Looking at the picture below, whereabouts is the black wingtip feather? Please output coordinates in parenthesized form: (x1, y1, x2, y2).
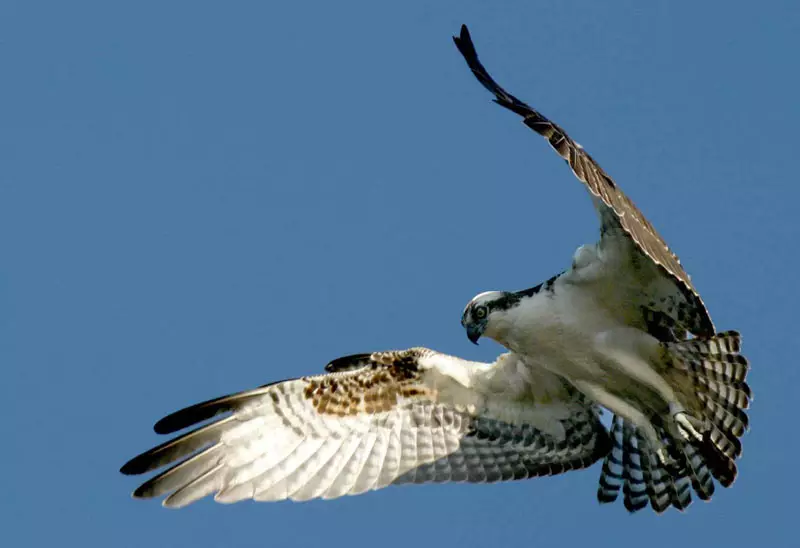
(153, 398, 232, 435)
(120, 418, 232, 476)
(152, 382, 283, 435)
(325, 353, 374, 373)
(453, 24, 474, 56)
(453, 24, 535, 121)
(120, 458, 143, 476)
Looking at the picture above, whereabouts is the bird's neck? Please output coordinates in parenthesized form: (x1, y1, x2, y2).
(486, 291, 552, 351)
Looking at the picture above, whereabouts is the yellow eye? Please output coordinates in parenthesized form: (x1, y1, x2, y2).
(475, 306, 488, 319)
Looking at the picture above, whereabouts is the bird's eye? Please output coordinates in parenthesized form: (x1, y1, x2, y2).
(474, 306, 488, 319)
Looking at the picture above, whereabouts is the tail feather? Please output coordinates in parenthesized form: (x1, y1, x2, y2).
(598, 330, 751, 513)
(598, 417, 691, 513)
(621, 421, 649, 512)
(635, 430, 683, 513)
(698, 393, 749, 438)
(681, 442, 715, 501)
(597, 417, 624, 504)
(696, 376, 751, 410)
(658, 430, 694, 511)
(675, 330, 741, 355)
(666, 330, 751, 491)
(670, 472, 693, 511)
(703, 427, 739, 485)
(669, 330, 749, 385)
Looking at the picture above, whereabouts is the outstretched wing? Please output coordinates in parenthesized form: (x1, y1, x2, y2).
(453, 25, 713, 338)
(121, 348, 610, 507)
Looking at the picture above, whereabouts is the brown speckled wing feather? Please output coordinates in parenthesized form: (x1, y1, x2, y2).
(121, 348, 609, 507)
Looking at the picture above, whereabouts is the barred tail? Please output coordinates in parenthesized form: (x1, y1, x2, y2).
(598, 417, 694, 513)
(667, 330, 751, 487)
(597, 330, 751, 513)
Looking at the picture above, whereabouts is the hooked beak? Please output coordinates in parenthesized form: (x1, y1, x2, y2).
(466, 325, 482, 345)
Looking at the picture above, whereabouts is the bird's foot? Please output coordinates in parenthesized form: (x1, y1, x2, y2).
(656, 445, 678, 471)
(669, 403, 704, 442)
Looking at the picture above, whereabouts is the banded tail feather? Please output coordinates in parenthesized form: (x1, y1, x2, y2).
(597, 416, 694, 513)
(598, 331, 750, 512)
(666, 330, 751, 487)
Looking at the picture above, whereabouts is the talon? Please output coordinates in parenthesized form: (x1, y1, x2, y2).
(674, 412, 703, 442)
(656, 446, 683, 475)
(656, 446, 676, 469)
(668, 402, 704, 442)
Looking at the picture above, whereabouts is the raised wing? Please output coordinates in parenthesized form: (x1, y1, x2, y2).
(453, 25, 713, 337)
(121, 349, 610, 507)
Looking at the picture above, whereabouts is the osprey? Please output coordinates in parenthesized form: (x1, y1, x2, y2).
(454, 25, 751, 512)
(120, 25, 751, 514)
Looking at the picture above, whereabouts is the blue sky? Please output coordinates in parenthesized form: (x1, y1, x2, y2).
(3, 1, 798, 546)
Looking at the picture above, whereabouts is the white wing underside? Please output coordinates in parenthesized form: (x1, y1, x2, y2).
(121, 350, 609, 508)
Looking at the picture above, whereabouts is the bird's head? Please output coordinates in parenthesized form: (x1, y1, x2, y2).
(460, 290, 516, 345)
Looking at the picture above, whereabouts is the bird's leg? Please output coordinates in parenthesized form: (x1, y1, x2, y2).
(571, 380, 675, 468)
(595, 328, 705, 438)
(593, 328, 678, 402)
(591, 329, 709, 467)
(594, 329, 709, 445)
(669, 402, 704, 442)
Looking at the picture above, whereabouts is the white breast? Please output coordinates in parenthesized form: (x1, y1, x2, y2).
(498, 279, 623, 382)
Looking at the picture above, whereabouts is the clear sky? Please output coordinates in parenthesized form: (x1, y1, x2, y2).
(3, 1, 798, 546)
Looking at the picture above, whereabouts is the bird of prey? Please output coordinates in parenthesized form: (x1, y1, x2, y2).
(454, 25, 751, 512)
(121, 25, 751, 515)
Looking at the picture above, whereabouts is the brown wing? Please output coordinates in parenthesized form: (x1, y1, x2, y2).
(453, 25, 713, 337)
(120, 348, 610, 507)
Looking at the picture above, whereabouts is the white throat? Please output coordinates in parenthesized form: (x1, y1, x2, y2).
(485, 292, 555, 352)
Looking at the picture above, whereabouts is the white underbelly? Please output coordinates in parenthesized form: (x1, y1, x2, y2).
(506, 283, 630, 384)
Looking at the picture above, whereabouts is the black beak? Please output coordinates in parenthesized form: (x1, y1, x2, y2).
(466, 326, 481, 345)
